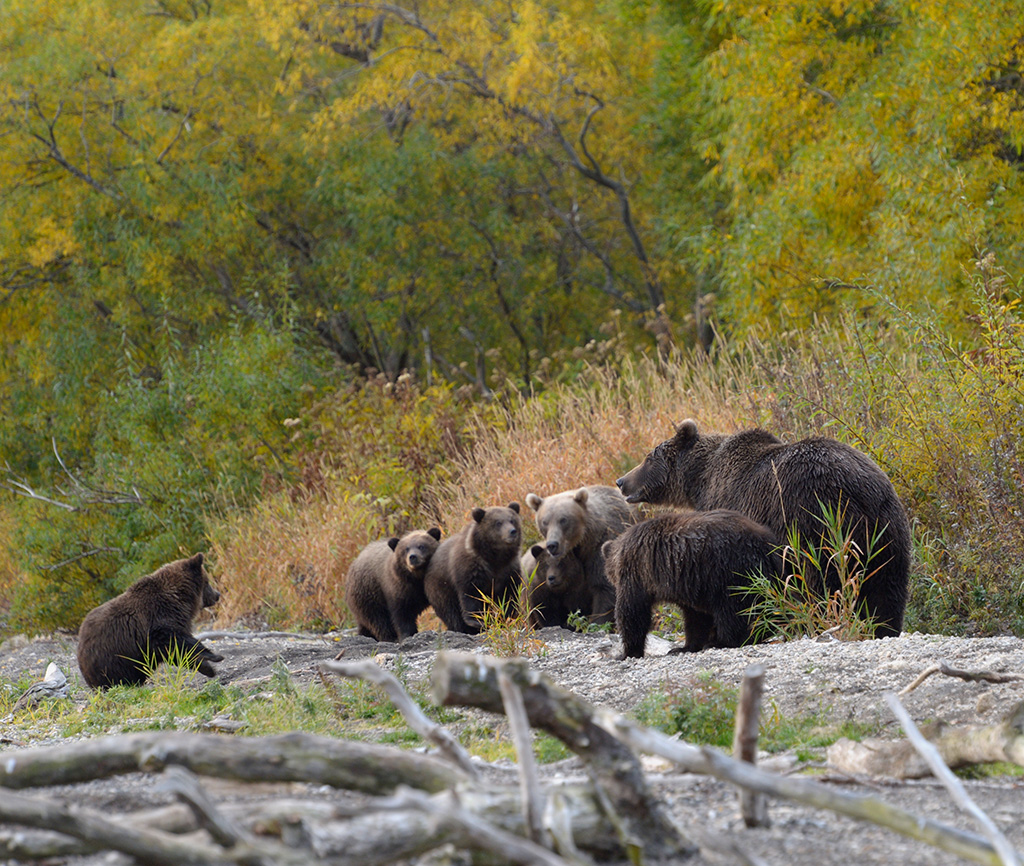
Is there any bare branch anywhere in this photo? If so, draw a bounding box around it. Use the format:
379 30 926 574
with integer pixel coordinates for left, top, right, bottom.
498 668 547 846
900 659 1024 695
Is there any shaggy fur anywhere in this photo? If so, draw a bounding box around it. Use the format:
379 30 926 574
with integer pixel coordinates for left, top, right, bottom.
345 528 442 642
602 511 782 658
616 419 911 638
77 553 222 689
521 545 616 630
424 503 522 634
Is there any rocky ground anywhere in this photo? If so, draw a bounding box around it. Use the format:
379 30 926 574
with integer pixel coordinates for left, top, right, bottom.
1 627 1023 865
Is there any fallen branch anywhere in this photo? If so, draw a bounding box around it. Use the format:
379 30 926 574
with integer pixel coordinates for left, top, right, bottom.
498 668 547 846
0 731 464 794
828 701 1024 778
885 692 1021 866
431 652 695 861
900 660 1024 695
320 658 479 780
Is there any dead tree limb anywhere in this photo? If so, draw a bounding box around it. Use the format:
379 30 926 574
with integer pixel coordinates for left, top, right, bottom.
900 660 1024 695
733 663 769 828
154 766 249 850
828 700 1024 779
0 731 464 794
498 668 548 846
431 652 696 861
320 658 479 780
885 693 1021 866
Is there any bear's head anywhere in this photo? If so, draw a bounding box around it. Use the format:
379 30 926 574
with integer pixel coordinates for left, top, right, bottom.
525 488 593 558
536 547 583 592
467 503 521 560
388 527 442 578
145 553 220 619
615 419 703 507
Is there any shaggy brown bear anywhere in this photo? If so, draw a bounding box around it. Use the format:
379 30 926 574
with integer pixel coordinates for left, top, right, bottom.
525 485 635 601
424 503 522 634
601 510 782 658
521 545 615 630
345 528 442 642
616 420 911 638
77 553 223 689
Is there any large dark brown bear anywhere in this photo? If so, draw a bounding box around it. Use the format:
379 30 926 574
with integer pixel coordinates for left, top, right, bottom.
345 528 442 642
520 544 616 630
602 510 783 658
424 503 522 634
77 553 223 689
525 485 635 601
616 420 911 638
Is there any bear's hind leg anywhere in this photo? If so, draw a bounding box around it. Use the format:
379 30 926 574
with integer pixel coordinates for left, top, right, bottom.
668 607 714 653
615 579 653 658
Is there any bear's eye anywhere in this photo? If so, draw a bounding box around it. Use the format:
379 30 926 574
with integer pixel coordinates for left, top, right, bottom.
559 517 568 527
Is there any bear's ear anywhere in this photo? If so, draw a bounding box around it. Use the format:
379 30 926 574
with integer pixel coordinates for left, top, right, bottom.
674 419 699 447
531 544 545 558
471 508 487 523
387 537 400 551
601 539 614 559
573 488 589 505
508 501 520 514
525 493 543 511
427 527 442 541
187 552 204 568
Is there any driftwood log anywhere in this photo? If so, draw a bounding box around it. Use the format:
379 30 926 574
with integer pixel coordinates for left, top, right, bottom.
828 700 1024 779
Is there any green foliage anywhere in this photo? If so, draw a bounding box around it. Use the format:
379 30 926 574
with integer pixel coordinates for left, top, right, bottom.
742 500 883 643
476 587 547 659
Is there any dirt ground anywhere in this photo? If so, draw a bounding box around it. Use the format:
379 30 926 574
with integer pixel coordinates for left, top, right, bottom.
1 627 1023 865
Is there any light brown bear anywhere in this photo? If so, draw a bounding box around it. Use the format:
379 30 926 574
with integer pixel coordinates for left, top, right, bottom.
525 485 635 601
521 544 615 630
77 553 222 688
424 503 522 634
345 527 442 642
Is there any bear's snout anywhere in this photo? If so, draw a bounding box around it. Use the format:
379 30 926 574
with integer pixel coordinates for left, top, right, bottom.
407 551 423 568
546 574 563 590
545 540 561 556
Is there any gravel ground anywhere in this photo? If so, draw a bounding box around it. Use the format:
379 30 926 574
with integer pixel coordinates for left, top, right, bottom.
1 627 1023 865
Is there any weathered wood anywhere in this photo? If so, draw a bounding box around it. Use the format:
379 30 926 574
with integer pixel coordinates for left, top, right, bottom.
154 766 249 849
885 693 1021 866
733 663 769 828
828 700 1024 779
900 660 1024 695
498 668 547 846
320 657 479 780
0 731 464 794
431 651 696 861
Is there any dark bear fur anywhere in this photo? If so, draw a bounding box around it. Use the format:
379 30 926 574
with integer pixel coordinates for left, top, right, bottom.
77 553 223 689
424 503 522 634
521 545 616 630
601 510 782 658
616 419 912 638
345 528 442 642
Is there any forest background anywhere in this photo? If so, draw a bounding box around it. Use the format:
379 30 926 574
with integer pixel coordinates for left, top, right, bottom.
1 0 1023 638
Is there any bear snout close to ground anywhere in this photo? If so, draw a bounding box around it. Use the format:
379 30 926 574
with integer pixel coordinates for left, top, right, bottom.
76 552 224 689
345 527 442 642
602 510 783 659
616 419 911 638
424 503 523 634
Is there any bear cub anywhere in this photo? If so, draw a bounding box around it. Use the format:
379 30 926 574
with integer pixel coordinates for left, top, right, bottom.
77 552 223 689
602 511 782 658
346 527 442 642
521 545 615 630
425 503 522 634
616 419 911 638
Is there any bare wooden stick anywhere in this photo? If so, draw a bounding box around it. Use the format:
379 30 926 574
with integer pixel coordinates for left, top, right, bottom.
154 766 247 849
0 731 463 794
0 788 308 866
733 663 769 828
900 660 1024 695
320 658 479 780
885 693 1022 866
498 668 547 846
431 652 696 861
